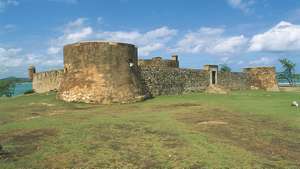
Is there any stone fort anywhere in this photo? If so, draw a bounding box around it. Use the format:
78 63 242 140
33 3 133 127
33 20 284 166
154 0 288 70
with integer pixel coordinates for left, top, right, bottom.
29 41 279 104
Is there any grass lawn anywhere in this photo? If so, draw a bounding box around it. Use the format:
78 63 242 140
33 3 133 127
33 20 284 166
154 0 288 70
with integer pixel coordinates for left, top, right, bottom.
0 90 299 168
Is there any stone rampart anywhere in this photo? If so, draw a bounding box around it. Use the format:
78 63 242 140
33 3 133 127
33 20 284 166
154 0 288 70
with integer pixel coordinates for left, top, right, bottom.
218 72 250 90
31 66 276 98
140 67 251 96
140 67 209 96
32 69 64 93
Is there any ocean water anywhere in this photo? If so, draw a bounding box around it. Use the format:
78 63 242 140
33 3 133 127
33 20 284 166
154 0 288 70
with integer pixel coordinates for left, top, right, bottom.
278 79 300 86
13 82 32 96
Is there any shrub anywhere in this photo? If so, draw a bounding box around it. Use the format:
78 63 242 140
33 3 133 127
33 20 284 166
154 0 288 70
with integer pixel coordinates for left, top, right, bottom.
24 90 35 95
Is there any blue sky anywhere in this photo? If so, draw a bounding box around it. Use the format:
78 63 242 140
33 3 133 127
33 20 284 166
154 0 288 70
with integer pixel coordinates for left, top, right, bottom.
1 0 300 78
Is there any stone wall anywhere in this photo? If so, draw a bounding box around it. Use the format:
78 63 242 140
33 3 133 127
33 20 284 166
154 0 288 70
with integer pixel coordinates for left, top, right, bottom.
218 72 250 90
140 67 210 96
32 69 64 93
244 67 279 91
31 66 277 97
138 56 179 68
31 67 251 96
140 67 251 96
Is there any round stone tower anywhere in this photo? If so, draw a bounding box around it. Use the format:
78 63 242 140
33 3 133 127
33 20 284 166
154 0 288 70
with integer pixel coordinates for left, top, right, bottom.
57 41 148 104
28 65 36 81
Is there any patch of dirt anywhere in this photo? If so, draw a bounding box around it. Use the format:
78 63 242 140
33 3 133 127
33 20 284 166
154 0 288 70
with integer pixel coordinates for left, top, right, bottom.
176 108 300 167
197 121 228 125
0 128 57 161
29 102 55 107
157 103 203 109
25 116 41 121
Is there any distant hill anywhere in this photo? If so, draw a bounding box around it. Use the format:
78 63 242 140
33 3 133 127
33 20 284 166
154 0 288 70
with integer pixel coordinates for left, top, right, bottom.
0 77 31 83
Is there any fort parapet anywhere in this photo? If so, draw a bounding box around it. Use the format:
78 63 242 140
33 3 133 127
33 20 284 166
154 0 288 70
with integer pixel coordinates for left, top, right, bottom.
138 55 179 68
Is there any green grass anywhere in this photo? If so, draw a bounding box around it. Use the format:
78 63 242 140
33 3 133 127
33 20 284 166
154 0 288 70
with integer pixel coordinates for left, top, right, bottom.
0 91 299 168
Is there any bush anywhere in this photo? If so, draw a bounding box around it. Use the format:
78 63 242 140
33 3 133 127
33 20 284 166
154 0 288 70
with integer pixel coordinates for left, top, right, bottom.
220 64 231 73
24 90 35 95
0 80 15 97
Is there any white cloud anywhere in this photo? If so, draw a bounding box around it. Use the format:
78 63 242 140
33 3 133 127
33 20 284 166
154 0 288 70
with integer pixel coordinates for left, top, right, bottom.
248 57 274 66
48 18 177 57
64 17 87 32
48 18 93 55
0 46 63 73
0 47 22 68
249 21 300 52
66 27 93 41
96 26 177 44
97 31 141 42
212 35 248 54
0 0 18 12
96 26 177 56
47 47 61 55
226 0 255 13
174 27 248 55
139 43 164 56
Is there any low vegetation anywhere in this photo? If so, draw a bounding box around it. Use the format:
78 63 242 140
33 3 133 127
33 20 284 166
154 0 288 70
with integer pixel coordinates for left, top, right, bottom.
0 91 299 168
219 64 231 73
0 77 30 97
277 58 299 86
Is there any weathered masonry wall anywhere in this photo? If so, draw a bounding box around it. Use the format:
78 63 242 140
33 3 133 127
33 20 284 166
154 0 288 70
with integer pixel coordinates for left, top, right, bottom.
32 67 251 97
140 67 209 96
140 67 251 96
32 66 276 97
244 67 279 91
218 72 250 90
32 69 64 93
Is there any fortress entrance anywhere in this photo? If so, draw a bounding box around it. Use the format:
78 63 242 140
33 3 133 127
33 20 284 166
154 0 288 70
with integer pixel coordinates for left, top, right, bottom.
204 65 218 86
211 71 216 85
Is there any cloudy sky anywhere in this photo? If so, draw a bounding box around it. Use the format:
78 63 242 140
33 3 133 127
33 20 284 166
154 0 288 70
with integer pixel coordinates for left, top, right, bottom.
1 0 300 78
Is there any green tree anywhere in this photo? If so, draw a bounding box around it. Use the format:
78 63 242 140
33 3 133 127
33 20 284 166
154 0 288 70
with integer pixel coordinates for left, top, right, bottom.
219 64 231 73
0 79 16 97
278 58 297 86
